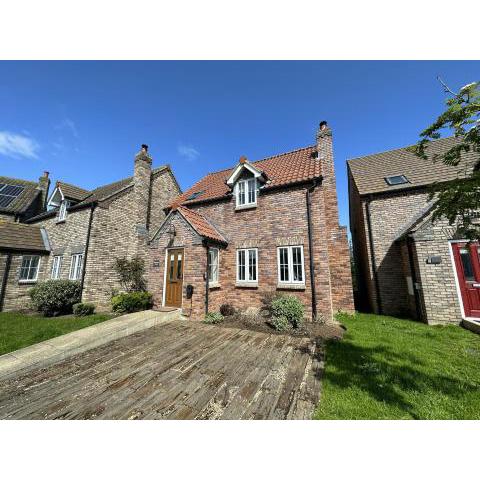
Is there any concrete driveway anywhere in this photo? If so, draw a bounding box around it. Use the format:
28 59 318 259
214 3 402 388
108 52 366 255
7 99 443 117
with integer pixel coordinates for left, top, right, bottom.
0 320 324 419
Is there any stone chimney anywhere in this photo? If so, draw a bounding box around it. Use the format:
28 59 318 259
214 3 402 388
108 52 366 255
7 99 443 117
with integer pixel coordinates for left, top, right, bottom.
37 171 50 212
316 121 339 221
133 144 152 235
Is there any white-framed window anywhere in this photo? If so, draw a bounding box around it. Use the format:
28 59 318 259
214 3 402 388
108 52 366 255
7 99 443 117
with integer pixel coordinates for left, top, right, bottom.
57 200 69 221
277 245 305 284
237 248 258 283
208 248 219 284
19 255 40 282
51 255 62 279
69 253 83 280
236 178 257 207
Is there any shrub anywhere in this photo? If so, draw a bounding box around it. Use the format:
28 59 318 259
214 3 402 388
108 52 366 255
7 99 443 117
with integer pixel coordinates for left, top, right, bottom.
271 294 304 329
111 291 153 313
29 280 81 317
270 315 291 332
73 302 95 316
220 303 236 316
113 256 146 292
204 312 224 324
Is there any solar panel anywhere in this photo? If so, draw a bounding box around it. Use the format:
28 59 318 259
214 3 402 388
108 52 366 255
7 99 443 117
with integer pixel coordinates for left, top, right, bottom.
0 183 25 208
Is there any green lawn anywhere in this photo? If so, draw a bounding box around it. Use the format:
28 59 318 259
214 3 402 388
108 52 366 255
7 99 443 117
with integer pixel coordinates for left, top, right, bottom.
0 312 114 356
315 313 480 420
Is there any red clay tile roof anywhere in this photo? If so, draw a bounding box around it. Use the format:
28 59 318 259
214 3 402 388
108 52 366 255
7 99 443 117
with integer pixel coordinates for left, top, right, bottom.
172 145 319 207
177 206 227 244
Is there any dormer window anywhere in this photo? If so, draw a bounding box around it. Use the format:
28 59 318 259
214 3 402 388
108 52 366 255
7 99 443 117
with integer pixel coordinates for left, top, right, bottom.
57 200 69 221
236 178 257 208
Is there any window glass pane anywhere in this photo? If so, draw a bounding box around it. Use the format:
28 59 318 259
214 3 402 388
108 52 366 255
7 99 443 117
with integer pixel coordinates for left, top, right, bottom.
247 179 256 203
249 249 257 281
76 255 83 280
238 182 245 205
279 247 289 282
177 253 183 280
238 250 245 281
460 248 475 281
169 254 175 280
292 247 303 282
209 249 218 282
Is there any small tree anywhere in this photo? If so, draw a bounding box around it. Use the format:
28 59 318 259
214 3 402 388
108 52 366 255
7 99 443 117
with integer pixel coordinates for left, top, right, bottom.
410 78 480 241
113 256 146 292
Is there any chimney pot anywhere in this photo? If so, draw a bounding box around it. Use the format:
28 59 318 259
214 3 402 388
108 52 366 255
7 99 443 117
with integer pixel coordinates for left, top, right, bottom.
43 171 49 178
141 144 149 152
319 120 328 130
239 156 247 164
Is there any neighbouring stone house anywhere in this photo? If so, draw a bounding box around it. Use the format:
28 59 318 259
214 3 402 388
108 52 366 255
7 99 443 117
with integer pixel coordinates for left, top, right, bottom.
348 136 479 328
0 145 181 312
148 122 354 322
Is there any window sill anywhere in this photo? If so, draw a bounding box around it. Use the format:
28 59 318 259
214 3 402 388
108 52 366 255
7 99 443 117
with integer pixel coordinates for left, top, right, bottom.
235 281 258 288
18 280 38 285
277 283 306 290
56 219 66 224
235 203 257 211
209 282 221 290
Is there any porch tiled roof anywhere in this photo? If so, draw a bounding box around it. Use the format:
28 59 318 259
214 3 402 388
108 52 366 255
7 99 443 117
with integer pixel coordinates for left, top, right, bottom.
177 206 227 245
172 145 319 207
0 220 49 252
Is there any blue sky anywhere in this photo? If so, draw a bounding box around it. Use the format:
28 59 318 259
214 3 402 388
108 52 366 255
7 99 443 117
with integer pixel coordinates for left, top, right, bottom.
1 61 479 229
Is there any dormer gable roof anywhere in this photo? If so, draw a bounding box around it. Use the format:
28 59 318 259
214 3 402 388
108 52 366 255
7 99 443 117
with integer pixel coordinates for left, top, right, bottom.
225 156 269 187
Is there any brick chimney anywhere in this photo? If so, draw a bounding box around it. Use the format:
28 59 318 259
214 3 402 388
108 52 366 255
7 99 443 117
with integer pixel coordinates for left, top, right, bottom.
316 121 339 222
37 171 50 212
133 144 152 235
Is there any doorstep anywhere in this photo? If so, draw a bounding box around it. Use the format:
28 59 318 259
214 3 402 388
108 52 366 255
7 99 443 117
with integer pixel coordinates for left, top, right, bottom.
0 308 181 381
462 318 480 335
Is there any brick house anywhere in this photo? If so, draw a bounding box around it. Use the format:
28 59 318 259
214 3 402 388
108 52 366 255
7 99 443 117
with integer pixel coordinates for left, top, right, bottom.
0 145 181 312
348 136 479 327
148 122 354 322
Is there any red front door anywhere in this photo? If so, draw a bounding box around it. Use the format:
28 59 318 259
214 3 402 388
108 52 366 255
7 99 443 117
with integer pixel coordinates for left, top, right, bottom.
452 242 480 318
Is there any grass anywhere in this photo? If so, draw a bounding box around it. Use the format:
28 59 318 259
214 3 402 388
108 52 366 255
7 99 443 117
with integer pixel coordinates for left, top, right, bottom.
0 311 115 356
315 312 480 419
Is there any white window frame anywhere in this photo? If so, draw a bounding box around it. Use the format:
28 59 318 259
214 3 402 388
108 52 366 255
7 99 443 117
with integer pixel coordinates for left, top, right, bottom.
236 248 258 284
208 247 220 285
277 245 305 285
51 255 62 279
57 200 69 221
19 255 41 283
236 178 257 207
69 253 83 280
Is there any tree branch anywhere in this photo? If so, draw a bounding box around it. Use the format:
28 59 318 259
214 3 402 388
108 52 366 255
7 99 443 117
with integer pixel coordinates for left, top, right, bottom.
437 76 459 97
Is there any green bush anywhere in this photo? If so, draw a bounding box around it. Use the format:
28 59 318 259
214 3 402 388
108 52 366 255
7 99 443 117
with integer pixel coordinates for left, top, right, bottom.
220 303 236 316
270 315 291 332
271 294 304 329
111 291 153 313
204 312 224 324
29 280 81 317
73 302 96 317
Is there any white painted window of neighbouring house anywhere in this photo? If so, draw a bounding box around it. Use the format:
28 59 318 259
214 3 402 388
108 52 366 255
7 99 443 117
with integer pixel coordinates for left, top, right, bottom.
208 248 219 284
51 255 62 279
57 200 69 221
237 248 258 283
69 253 83 280
277 245 305 285
19 255 40 282
236 178 257 207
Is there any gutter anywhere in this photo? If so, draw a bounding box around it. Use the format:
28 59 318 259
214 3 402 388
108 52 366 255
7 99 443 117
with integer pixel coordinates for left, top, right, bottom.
306 179 319 321
0 252 12 312
365 196 382 314
79 202 97 300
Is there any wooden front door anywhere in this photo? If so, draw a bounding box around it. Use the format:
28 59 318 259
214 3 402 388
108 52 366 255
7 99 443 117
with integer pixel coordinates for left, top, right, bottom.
452 242 480 319
165 248 184 308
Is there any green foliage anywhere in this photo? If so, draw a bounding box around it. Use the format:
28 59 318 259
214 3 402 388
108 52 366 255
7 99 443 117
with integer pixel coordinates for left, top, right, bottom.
73 302 96 317
111 291 153 313
113 256 146 292
219 303 236 316
204 312 224 324
29 280 81 317
270 315 291 332
271 294 304 329
409 79 480 240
